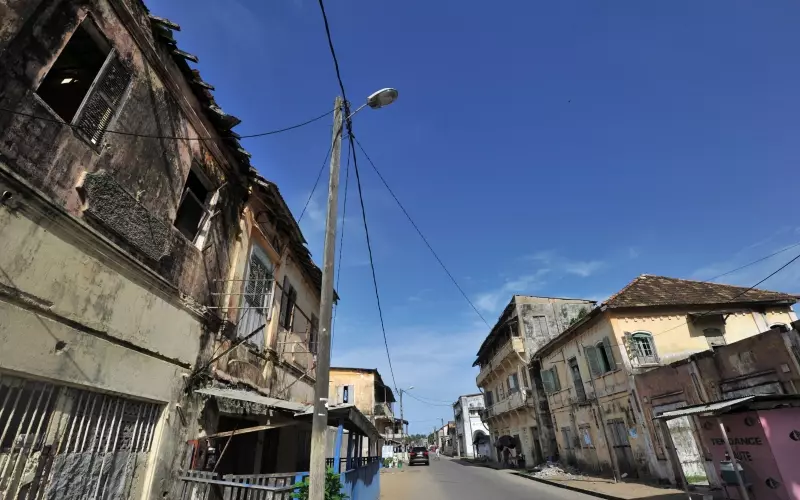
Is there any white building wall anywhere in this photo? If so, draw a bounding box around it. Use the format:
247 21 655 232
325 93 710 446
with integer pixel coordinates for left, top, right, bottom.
454 394 490 458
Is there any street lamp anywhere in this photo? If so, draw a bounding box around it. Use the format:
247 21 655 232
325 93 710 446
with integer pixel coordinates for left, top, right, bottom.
308 89 398 500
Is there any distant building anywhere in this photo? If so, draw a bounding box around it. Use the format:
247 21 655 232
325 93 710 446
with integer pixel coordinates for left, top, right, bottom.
474 295 596 464
329 367 405 446
453 394 491 458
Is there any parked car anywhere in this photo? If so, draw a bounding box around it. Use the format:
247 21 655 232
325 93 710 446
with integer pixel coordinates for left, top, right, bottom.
409 446 430 466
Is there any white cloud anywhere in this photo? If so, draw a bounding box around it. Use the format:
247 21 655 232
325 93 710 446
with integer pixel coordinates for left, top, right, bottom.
564 260 604 277
474 269 550 314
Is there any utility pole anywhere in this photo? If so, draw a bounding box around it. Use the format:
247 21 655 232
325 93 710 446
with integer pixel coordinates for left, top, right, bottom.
580 343 620 483
399 390 405 450
308 96 343 500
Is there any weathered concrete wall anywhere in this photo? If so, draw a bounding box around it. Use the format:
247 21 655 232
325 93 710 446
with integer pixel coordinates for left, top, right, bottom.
516 296 595 357
0 0 246 303
633 327 800 484
329 370 377 416
0 1 249 497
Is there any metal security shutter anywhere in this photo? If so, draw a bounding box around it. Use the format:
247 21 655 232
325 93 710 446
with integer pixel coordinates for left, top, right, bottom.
0 374 160 500
76 54 132 145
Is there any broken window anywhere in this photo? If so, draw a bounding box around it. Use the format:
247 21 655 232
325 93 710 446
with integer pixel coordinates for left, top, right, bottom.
309 314 319 354
278 276 297 330
36 18 132 144
507 373 520 393
174 168 212 242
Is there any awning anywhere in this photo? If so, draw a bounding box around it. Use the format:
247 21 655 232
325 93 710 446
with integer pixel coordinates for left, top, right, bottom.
654 394 800 420
195 387 309 416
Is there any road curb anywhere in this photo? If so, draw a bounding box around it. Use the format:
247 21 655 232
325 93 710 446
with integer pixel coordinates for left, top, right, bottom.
511 472 625 500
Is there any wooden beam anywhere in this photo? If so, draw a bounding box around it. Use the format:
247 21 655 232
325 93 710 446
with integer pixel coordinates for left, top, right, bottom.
205 421 296 439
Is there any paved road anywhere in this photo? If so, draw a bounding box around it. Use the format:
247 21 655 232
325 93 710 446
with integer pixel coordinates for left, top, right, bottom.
380 457 600 500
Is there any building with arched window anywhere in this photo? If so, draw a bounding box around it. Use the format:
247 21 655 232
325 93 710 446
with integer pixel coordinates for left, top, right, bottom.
533 274 797 483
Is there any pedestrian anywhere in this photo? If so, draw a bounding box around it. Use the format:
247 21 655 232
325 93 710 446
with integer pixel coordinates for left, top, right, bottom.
436 447 441 460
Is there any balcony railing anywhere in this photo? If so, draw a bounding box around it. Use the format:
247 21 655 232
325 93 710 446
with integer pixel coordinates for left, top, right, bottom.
479 390 532 420
373 402 394 418
476 337 525 385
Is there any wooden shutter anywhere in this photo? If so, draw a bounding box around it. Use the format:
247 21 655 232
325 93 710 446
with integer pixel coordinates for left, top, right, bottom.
602 337 617 370
76 55 132 145
347 385 355 405
541 370 554 393
278 276 290 327
336 386 344 405
585 346 601 377
552 368 561 391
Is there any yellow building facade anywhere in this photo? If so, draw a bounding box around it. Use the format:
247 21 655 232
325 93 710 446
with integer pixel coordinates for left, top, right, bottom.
535 275 797 480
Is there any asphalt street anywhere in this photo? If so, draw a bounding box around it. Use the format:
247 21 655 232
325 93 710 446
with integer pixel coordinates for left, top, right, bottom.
380 457 600 500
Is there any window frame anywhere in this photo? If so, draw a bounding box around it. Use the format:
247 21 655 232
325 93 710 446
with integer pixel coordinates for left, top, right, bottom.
174 165 218 246
631 331 659 364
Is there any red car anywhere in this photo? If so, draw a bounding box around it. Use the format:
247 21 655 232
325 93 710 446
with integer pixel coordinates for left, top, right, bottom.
409 446 430 466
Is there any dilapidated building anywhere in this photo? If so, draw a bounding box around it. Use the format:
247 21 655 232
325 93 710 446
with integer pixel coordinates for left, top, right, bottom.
474 295 594 465
534 275 797 481
0 0 259 497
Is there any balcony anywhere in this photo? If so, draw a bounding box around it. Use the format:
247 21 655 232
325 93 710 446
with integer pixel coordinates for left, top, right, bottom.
480 390 532 421
373 402 394 419
476 336 525 386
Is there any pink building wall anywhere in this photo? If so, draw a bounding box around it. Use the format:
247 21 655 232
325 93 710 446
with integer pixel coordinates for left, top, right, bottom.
699 411 790 500
760 408 800 500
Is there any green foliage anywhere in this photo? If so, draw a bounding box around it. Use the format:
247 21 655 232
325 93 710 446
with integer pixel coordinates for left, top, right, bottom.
382 457 393 468
568 307 589 327
291 468 348 500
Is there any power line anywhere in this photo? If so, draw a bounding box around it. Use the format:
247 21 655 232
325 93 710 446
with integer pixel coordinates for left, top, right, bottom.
331 138 353 355
643 249 800 340
403 392 453 407
0 106 333 141
352 136 491 328
316 0 399 394
706 240 800 282
297 140 334 223
350 136 399 393
541 248 800 362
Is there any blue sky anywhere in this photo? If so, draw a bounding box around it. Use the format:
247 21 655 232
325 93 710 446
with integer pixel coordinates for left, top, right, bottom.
147 0 800 432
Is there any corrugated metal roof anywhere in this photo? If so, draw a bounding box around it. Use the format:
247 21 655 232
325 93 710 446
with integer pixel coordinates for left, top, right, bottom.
656 396 756 419
195 387 309 414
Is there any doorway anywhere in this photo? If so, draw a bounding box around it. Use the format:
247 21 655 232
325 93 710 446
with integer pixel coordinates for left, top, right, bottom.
606 419 638 478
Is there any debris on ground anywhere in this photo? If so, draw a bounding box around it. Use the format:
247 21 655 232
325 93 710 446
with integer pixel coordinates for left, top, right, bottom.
529 461 585 480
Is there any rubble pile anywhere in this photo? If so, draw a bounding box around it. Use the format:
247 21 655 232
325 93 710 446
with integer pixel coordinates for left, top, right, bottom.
530 462 584 480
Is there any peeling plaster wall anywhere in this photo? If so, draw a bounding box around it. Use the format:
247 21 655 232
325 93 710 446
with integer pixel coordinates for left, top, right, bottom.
517 296 595 357
0 0 246 303
0 0 249 497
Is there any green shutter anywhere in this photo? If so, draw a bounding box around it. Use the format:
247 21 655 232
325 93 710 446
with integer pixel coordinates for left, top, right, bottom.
541 370 554 393
603 337 617 370
586 345 601 377
552 368 561 391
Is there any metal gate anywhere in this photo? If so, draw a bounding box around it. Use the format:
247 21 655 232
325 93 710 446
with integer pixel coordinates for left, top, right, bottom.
0 373 161 499
606 419 637 478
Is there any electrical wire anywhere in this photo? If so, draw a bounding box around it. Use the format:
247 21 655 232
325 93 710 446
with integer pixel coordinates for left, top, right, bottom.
403 392 454 407
316 0 399 394
353 136 491 328
330 137 353 355
705 240 800 282
297 140 334 223
0 106 333 141
538 248 800 364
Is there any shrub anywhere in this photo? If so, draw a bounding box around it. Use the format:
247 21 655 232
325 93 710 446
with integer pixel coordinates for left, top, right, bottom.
291 468 348 500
